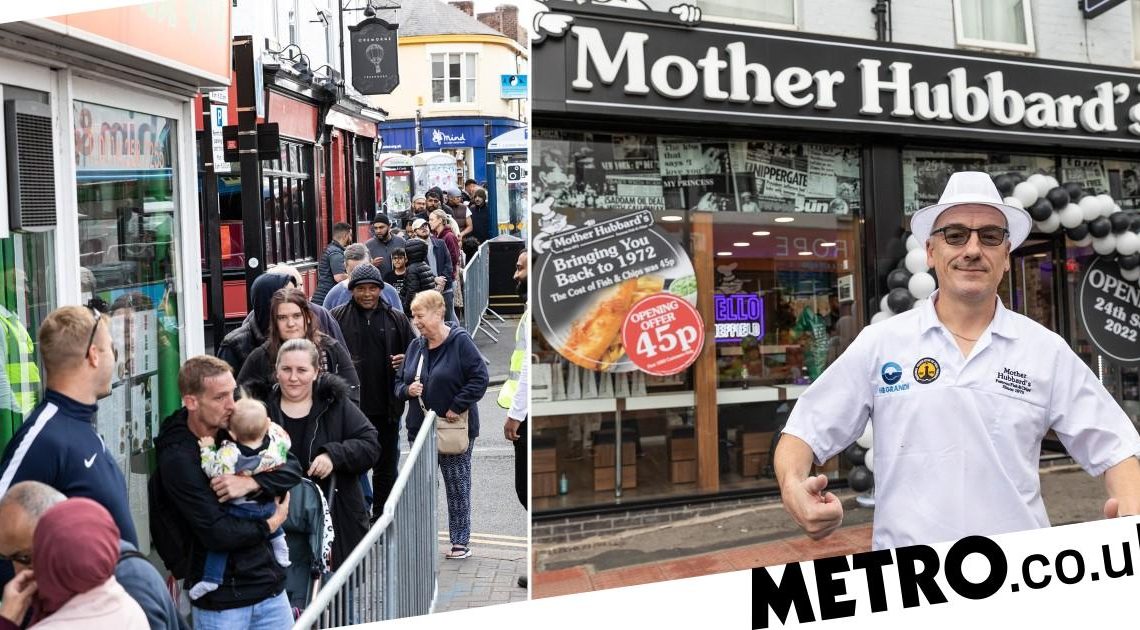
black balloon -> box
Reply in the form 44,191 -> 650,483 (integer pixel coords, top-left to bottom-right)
896,255 -> 909,270
887,287 -> 915,313
1063,182 -> 1084,202
1028,199 -> 1054,221
1111,212 -> 1131,234
1045,187 -> 1070,210
1089,216 -> 1112,238
887,268 -> 912,290
849,466 -> 874,493
1131,215 -> 1140,233
1007,171 -> 1025,186
993,174 -> 1014,197
1120,254 -> 1140,270
1065,224 -> 1089,240
845,444 -> 867,466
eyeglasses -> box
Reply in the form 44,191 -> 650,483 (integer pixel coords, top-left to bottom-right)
0,550 -> 32,566
86,297 -> 108,358
931,225 -> 1009,247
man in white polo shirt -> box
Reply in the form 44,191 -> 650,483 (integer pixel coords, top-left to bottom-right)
775,171 -> 1140,551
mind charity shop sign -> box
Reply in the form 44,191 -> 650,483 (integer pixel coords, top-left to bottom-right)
533,208 -> 702,374
1079,256 -> 1140,363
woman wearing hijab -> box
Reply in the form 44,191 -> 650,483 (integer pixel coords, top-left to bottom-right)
396,290 -> 488,559
0,498 -> 148,629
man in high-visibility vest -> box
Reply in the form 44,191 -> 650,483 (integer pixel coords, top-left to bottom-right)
499,250 -> 528,588
0,302 -> 40,453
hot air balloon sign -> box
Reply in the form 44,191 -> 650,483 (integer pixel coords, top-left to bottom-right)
349,17 -> 400,95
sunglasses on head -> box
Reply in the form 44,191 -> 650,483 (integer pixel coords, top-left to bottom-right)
931,225 -> 1009,247
86,297 -> 109,356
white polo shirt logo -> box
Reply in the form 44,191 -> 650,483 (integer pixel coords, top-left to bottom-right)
995,366 -> 1033,395
913,357 -> 941,384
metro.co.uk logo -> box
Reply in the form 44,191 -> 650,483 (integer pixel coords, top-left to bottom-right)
752,521 -> 1140,628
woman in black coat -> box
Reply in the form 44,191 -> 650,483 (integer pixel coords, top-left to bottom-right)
257,338 -> 379,569
239,286 -> 360,403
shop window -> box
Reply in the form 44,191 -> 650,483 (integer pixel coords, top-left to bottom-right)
431,52 -> 477,104
531,131 -> 864,511
901,149 -> 1055,215
74,99 -> 185,554
354,136 -> 376,224
1134,0 -> 1140,65
953,0 -> 1035,53
0,84 -> 54,455
698,0 -> 795,28
261,140 -> 316,265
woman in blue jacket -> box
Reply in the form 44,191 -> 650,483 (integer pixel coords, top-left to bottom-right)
395,290 -> 488,559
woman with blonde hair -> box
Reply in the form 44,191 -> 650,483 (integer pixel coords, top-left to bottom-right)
395,290 -> 488,559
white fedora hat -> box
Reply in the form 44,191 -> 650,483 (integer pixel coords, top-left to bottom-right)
910,171 -> 1032,250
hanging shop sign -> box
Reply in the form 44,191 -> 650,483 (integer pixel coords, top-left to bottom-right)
349,17 -> 400,95
534,6 -> 1140,150
533,207 -> 700,373
1080,0 -> 1128,19
1078,256 -> 1140,364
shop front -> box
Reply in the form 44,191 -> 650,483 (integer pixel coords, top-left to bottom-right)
531,4 -> 1140,528
379,116 -> 525,187
0,0 -> 228,555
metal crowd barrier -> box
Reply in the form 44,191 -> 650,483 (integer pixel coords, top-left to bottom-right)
462,241 -> 502,343
292,413 -> 439,628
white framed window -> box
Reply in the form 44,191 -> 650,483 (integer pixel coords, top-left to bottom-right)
698,0 -> 796,29
953,0 -> 1035,53
431,53 -> 477,104
1133,0 -> 1140,65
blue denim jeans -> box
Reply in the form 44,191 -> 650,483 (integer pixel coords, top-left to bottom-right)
201,501 -> 280,585
191,590 -> 293,629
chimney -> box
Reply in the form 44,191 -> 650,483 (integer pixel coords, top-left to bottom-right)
498,5 -> 520,44
450,1 -> 474,16
477,11 -> 501,32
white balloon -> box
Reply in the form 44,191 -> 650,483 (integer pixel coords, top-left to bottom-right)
1028,173 -> 1050,198
1003,196 -> 1024,210
1035,212 -> 1061,233
864,447 -> 874,473
871,310 -> 892,324
880,295 -> 892,314
1097,194 -> 1115,216
1074,235 -> 1094,247
856,425 -> 873,449
905,234 -> 920,251
1112,204 -> 1123,214
1079,196 -> 1102,222
1013,181 -> 1038,208
1118,231 -> 1140,256
908,271 -> 936,299
1123,266 -> 1140,282
1093,234 -> 1118,255
1045,176 -> 1060,191
1060,203 -> 1085,228
905,247 -> 929,274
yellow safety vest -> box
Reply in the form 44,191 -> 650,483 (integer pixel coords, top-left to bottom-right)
498,309 -> 527,410
0,306 -> 39,414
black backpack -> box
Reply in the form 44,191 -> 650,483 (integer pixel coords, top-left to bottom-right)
147,463 -> 194,580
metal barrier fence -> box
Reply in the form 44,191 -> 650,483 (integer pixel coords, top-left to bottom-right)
292,414 -> 439,628
462,241 -> 503,343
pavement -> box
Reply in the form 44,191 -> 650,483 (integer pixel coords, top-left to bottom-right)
532,464 -> 1108,599
427,314 -> 530,612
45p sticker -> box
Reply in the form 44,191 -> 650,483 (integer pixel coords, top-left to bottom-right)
621,293 -> 705,376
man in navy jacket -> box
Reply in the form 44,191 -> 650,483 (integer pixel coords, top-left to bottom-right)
0,304 -> 136,587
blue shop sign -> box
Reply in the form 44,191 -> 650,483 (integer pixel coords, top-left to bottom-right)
500,74 -> 528,99
380,126 -> 415,151
423,124 -> 483,149
715,293 -> 765,342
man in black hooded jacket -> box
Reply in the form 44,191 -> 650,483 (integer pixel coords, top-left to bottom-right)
154,356 -> 301,626
331,264 -> 415,518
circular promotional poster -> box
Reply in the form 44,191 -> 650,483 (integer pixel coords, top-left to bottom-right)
1079,256 -> 1140,364
533,208 -> 700,373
